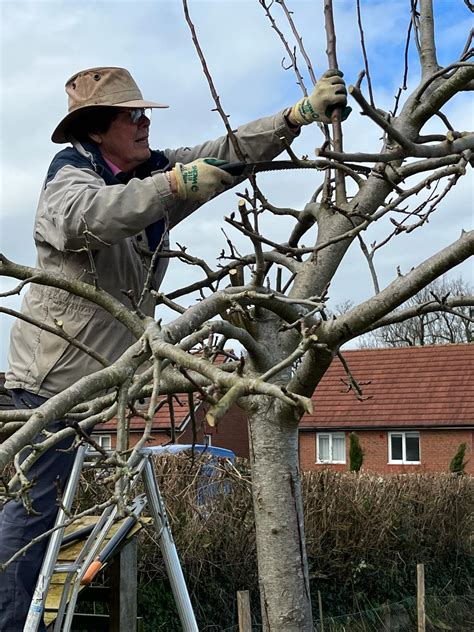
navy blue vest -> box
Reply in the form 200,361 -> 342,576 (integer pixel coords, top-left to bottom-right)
46,142 -> 170,250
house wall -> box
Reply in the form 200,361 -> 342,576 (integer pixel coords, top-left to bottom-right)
96,417 -> 473,475
299,429 -> 474,474
179,404 -> 249,458
95,432 -> 170,450
93,404 -> 250,456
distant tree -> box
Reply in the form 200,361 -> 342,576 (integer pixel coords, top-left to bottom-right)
349,432 -> 364,472
449,442 -> 468,475
359,276 -> 473,348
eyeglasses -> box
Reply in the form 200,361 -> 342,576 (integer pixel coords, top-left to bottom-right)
122,108 -> 151,124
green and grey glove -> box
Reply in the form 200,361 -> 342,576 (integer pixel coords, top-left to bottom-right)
290,69 -> 351,125
172,158 -> 234,203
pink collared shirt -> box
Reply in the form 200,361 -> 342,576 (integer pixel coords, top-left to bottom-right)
103,156 -> 121,176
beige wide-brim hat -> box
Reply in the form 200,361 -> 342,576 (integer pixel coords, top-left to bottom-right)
52,66 -> 169,144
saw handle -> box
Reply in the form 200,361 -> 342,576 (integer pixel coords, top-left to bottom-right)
82,560 -> 103,586
215,161 -> 248,176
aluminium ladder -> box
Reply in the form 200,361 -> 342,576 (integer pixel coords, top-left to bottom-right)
23,444 -> 199,632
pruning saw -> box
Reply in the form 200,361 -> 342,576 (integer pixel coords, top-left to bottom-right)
216,160 -> 370,177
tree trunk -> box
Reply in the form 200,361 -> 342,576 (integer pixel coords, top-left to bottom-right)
248,398 -> 312,631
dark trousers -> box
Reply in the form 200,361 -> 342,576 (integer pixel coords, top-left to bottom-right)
0,390 -> 77,632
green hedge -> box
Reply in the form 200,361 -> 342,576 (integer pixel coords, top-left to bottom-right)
77,456 -> 473,629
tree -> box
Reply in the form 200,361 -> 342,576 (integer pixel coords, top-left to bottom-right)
349,432 -> 364,472
449,442 -> 468,474
1,1 -> 474,629
359,275 -> 473,347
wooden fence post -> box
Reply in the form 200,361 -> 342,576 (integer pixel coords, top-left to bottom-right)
109,538 -> 138,632
237,590 -> 252,632
417,563 -> 426,632
318,590 -> 325,632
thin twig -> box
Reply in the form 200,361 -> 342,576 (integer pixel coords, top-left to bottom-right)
392,18 -> 413,117
0,277 -> 38,297
337,351 -> 371,401
237,199 -> 266,287
356,0 -> 375,107
276,0 -> 317,85
357,234 -> 380,294
259,0 -> 308,95
137,217 -> 169,309
182,0 -> 246,161
0,306 -> 110,367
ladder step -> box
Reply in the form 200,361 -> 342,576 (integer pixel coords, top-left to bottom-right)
54,563 -> 78,573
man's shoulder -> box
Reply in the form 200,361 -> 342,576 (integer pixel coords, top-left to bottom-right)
45,146 -> 94,185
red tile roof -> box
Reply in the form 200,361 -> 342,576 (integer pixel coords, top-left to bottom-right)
300,344 -> 474,429
95,393 -> 196,433
95,351 -> 234,433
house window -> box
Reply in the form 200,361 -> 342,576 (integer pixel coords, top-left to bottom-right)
204,434 -> 212,447
317,433 -> 346,464
388,432 -> 420,464
95,435 -> 112,450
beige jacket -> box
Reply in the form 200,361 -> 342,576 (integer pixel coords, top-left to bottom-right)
6,111 -> 298,396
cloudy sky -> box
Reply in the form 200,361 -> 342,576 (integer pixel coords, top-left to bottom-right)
0,0 -> 472,368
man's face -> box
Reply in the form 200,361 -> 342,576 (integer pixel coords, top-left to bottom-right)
90,109 -> 151,172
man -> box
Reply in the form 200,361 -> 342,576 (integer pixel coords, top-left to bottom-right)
0,66 -> 349,630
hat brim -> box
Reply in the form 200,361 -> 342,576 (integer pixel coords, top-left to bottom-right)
51,100 -> 169,144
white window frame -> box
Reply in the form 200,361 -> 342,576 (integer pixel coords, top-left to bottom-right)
316,432 -> 346,464
95,434 -> 112,450
388,431 -> 420,464
204,433 -> 212,447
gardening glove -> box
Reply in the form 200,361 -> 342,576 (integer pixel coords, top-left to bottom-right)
290,69 -> 351,125
172,158 -> 234,203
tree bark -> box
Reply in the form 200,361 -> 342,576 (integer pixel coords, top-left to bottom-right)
248,398 -> 312,631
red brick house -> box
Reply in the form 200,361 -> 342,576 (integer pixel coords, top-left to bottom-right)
91,344 -> 473,475
2,344 -> 473,474
298,344 -> 474,474
92,392 -> 250,457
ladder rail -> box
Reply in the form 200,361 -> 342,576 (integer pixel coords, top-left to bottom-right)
24,444 -> 200,632
60,503 -> 120,631
53,505 -> 115,632
59,453 -> 150,630
142,456 -> 199,632
23,443 -> 88,632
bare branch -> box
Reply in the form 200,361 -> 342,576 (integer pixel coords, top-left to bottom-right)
324,0 -> 347,205
0,277 -> 38,297
182,0 -> 246,161
464,0 -> 474,13
317,132 -> 474,162
151,291 -> 186,314
337,351 -> 371,401
137,217 -> 169,309
460,28 -> 474,60
275,0 -> 317,85
391,16 -> 412,117
418,0 -> 440,78
237,199 -> 266,287
413,61 -> 474,104
324,230 -> 474,345
259,0 -> 308,95
146,319 -> 312,414
0,306 -> 110,367
362,295 -> 474,333
398,153 -> 462,179
0,255 -> 144,338
357,234 -> 380,294
355,0 -> 375,107
350,85 -> 417,153
181,319 -> 265,360
0,338 -> 149,472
